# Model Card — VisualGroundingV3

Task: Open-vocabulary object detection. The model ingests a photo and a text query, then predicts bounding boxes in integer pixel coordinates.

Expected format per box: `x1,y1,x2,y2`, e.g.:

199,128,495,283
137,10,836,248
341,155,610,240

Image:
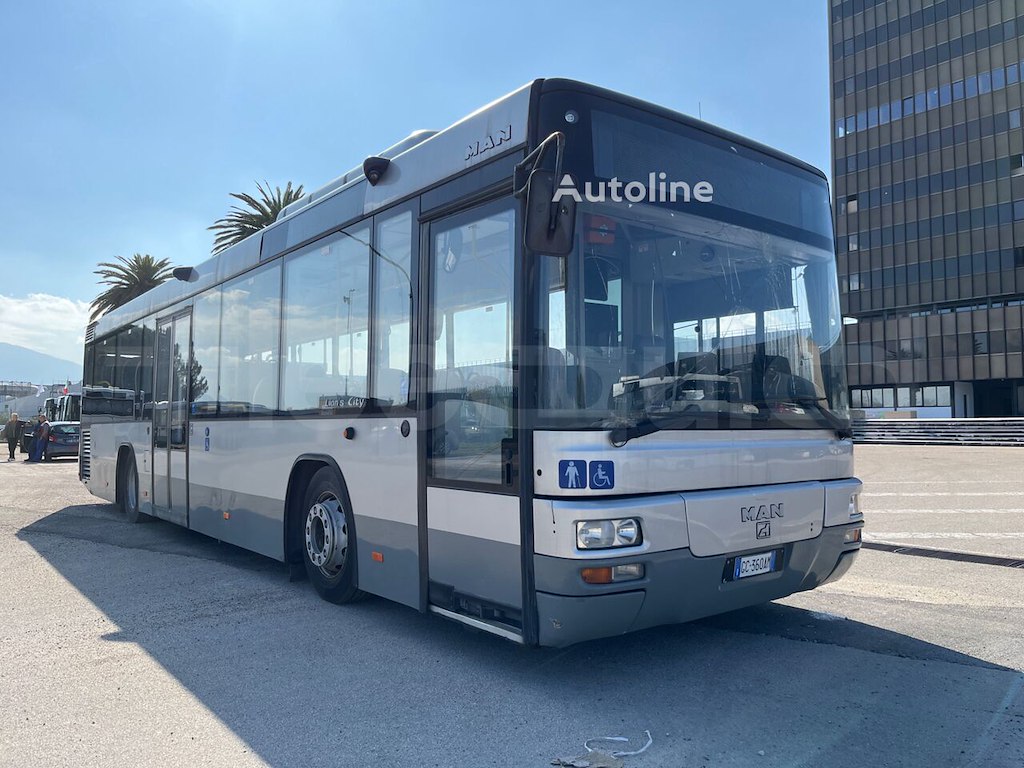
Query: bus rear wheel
302,467,363,604
121,452,148,524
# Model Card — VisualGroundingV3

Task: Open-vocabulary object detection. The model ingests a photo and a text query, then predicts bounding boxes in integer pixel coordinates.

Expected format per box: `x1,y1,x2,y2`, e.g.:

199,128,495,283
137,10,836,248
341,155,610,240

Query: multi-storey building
830,0,1024,416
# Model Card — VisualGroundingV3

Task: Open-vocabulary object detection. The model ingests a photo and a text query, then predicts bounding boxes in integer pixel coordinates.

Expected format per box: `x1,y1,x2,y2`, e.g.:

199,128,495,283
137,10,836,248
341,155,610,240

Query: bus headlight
615,519,640,545
576,518,643,550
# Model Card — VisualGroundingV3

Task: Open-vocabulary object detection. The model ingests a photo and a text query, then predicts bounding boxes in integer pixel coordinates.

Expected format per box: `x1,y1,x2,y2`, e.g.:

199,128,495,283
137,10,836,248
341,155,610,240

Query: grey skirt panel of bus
533,524,861,647
427,530,523,612
425,488,523,614
188,485,283,560
186,419,295,561
354,516,420,609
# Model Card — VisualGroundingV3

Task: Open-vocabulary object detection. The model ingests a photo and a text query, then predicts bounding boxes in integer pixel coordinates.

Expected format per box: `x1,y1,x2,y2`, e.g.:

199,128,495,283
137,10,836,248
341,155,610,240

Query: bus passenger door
152,311,191,526
424,201,522,634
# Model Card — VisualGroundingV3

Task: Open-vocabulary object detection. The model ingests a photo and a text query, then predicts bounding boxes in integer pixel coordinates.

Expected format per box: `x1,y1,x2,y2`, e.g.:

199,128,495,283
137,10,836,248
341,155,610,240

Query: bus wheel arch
284,460,324,565
285,457,364,604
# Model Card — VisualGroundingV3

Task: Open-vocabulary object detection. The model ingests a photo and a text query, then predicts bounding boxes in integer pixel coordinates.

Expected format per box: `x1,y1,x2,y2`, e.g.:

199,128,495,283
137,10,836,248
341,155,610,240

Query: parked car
19,419,38,454
43,422,80,461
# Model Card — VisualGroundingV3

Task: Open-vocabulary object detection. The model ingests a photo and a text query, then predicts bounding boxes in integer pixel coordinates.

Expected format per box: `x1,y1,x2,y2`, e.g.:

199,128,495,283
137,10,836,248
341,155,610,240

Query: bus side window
372,210,413,406
281,226,371,411
191,289,222,414
220,263,282,413
428,204,515,485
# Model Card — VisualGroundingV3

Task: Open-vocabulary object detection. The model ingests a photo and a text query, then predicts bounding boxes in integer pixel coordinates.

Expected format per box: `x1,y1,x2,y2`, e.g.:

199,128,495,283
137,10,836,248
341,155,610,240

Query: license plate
733,550,778,580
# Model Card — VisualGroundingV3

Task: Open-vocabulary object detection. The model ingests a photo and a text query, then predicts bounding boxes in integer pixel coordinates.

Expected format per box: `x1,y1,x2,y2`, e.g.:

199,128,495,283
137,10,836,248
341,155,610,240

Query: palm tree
90,254,174,321
208,180,304,254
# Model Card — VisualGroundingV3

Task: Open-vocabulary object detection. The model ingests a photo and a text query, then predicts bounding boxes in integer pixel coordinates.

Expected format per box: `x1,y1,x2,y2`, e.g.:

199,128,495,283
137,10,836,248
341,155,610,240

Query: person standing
4,413,19,461
27,415,50,462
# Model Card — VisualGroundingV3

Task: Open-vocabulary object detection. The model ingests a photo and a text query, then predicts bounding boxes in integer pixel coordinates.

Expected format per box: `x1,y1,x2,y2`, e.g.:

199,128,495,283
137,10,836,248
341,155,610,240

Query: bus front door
152,312,191,526
424,201,523,635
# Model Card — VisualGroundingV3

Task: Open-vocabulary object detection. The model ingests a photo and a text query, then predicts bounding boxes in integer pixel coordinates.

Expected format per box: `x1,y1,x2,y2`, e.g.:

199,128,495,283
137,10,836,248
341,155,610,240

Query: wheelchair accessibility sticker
589,461,615,490
558,459,615,490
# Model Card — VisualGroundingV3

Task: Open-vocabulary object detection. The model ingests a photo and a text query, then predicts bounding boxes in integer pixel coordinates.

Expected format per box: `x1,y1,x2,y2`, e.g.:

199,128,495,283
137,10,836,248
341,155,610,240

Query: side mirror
523,170,576,256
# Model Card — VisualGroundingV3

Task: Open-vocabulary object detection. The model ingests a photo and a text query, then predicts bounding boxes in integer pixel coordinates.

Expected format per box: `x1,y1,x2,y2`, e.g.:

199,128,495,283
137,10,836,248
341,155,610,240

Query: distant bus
81,386,134,418
80,79,862,647
57,393,81,423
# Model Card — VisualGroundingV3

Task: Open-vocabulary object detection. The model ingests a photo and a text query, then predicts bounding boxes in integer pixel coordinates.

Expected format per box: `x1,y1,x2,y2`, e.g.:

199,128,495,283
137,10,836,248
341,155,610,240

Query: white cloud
0,293,90,364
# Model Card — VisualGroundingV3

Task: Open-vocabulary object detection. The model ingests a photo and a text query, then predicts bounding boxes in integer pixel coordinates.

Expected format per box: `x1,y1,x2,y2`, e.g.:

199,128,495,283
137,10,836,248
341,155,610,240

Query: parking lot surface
0,449,1022,767
856,445,1024,561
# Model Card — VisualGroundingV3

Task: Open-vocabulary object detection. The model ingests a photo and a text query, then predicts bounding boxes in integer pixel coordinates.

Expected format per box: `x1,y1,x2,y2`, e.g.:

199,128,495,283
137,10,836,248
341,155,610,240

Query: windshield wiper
766,397,853,439
607,413,700,447
607,397,851,447
761,397,856,438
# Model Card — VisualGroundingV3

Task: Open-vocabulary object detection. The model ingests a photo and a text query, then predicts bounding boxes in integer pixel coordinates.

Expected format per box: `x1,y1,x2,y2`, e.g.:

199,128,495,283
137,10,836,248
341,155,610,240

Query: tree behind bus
208,180,304,255
90,254,174,321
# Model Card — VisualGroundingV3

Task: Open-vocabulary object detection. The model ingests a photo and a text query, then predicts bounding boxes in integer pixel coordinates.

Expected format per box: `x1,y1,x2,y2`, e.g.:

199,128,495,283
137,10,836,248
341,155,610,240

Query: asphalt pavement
0,450,1021,768
856,445,1024,560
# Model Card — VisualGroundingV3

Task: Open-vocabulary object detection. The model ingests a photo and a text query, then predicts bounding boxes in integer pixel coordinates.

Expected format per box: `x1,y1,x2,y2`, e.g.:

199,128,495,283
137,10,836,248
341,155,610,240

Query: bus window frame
369,197,420,414
420,193,523,497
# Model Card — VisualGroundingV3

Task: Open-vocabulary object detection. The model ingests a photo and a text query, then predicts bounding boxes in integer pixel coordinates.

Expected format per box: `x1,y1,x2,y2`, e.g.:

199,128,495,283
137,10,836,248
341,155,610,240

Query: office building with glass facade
830,0,1024,416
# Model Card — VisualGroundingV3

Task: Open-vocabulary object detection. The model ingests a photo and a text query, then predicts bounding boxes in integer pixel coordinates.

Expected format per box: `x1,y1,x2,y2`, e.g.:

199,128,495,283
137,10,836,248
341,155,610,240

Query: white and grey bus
80,79,863,647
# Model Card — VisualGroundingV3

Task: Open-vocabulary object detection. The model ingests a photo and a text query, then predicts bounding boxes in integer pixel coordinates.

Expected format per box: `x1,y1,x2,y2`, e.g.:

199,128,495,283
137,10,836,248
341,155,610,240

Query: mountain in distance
0,342,81,384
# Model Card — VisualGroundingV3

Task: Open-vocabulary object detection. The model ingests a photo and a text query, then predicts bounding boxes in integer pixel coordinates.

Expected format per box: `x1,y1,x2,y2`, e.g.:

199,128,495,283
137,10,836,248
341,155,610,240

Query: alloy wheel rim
304,494,348,577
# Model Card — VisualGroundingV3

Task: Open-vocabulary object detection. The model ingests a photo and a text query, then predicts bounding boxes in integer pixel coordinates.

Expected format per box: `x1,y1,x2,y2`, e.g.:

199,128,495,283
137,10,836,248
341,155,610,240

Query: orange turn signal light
372,551,384,563
581,567,613,584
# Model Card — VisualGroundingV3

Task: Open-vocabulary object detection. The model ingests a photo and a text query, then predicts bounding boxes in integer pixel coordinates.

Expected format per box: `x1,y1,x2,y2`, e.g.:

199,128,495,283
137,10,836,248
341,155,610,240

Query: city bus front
525,82,863,646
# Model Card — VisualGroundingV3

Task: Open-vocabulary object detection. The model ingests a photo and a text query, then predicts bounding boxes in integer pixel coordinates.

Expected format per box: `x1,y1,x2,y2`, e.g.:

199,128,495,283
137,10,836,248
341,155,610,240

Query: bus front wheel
302,467,363,604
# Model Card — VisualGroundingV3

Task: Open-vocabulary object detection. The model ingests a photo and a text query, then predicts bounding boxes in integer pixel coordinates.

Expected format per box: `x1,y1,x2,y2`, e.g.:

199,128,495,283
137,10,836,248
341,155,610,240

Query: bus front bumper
533,522,862,648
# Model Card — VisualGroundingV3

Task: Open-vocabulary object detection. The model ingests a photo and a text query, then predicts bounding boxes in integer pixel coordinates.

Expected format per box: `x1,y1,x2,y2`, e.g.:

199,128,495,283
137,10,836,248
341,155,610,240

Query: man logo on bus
740,503,784,522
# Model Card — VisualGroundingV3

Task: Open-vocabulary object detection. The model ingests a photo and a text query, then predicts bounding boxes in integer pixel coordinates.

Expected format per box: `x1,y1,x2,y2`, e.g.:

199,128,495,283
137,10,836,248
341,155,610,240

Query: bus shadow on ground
17,504,1023,767
20,501,284,572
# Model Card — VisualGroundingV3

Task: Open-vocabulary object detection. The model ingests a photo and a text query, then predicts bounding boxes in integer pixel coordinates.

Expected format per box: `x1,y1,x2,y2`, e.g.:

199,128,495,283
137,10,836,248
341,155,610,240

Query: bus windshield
538,199,849,432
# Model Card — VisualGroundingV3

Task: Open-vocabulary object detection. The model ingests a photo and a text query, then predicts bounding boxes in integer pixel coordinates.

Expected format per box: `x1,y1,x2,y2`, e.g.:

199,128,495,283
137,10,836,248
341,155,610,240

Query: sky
0,1,831,366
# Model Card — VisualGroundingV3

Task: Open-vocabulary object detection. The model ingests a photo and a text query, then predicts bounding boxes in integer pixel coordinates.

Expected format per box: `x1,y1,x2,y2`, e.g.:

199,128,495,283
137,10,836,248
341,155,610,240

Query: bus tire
121,452,148,524
301,466,363,604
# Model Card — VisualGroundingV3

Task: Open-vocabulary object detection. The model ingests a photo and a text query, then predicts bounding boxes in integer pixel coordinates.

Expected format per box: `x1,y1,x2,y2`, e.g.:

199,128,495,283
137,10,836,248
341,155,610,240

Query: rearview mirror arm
513,131,566,202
